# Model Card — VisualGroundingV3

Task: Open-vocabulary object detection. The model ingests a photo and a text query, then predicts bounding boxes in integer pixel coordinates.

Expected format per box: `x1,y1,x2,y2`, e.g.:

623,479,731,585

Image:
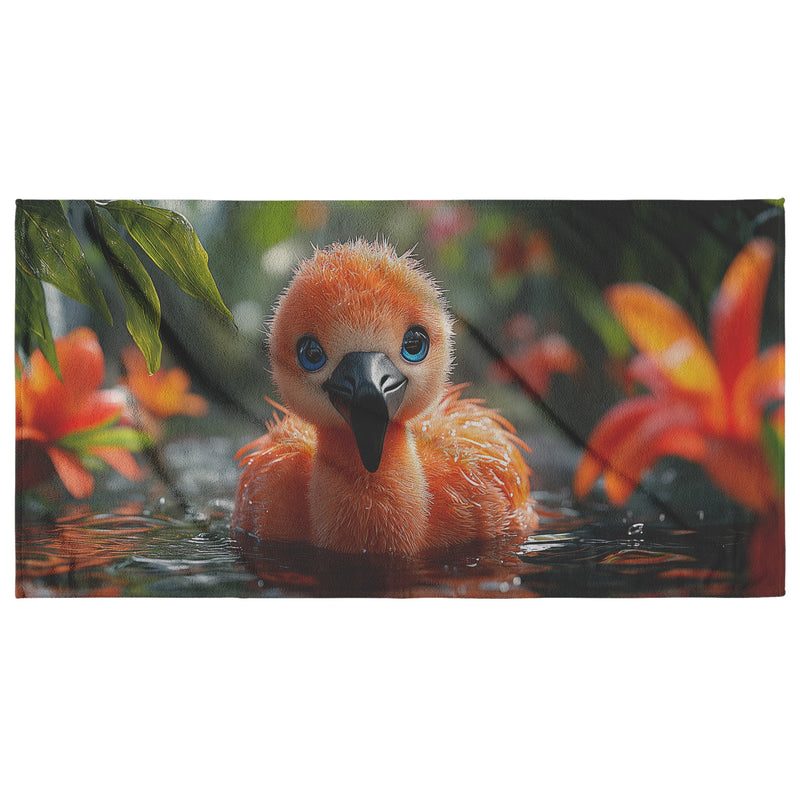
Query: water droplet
628,522,645,536
512,576,522,586
659,513,665,522
698,510,705,521
361,548,367,554
257,579,264,588
499,582,510,593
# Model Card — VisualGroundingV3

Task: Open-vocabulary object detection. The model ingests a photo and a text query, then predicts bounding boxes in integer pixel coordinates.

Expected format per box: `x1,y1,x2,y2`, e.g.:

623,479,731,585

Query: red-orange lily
574,239,783,514
16,328,147,498
489,314,581,397
121,345,208,421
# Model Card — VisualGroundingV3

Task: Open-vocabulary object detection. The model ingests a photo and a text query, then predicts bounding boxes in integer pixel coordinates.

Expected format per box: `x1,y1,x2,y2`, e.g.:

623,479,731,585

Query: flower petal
22,327,112,440
606,283,724,403
537,334,581,374
601,409,707,506
180,393,209,417
490,335,579,396
574,396,673,498
87,446,143,481
122,344,207,419
710,239,775,394
59,393,124,438
29,327,105,396
16,425,47,442
15,371,32,426
46,446,95,498
626,353,677,397
731,343,785,439
700,438,777,513
58,327,106,391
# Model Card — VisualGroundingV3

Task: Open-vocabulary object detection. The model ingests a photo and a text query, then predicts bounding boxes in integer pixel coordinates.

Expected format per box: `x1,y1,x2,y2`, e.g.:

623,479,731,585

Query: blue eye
401,326,430,363
297,335,327,372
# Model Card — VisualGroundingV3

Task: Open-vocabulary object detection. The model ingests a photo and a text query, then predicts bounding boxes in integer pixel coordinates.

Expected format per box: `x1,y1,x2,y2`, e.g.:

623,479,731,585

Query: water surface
16,434,757,598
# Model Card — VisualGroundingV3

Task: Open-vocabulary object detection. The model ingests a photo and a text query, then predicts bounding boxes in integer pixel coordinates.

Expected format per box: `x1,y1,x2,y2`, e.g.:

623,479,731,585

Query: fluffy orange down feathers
232,240,535,555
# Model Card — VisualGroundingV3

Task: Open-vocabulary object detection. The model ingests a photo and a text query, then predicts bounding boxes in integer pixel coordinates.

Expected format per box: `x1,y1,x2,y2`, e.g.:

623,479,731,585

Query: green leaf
103,200,233,323
15,200,112,324
761,417,784,496
74,452,111,473
88,203,163,373
15,265,61,378
59,424,153,454
563,270,631,359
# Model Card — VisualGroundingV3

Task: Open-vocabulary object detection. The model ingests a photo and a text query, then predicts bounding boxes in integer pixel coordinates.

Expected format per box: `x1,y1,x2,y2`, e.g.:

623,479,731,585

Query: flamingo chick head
268,240,454,472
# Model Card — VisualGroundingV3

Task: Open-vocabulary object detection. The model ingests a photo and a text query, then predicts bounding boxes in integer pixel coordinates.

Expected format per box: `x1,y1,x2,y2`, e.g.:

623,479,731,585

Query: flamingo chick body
232,240,536,556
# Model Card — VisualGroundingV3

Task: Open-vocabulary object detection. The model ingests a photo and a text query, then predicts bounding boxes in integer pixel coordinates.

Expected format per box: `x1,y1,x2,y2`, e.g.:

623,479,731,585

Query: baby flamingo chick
232,240,536,556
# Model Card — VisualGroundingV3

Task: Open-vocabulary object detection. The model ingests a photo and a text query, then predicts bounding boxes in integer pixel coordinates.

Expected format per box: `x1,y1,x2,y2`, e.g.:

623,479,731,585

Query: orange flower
16,328,146,498
574,239,784,513
121,345,208,420
489,314,580,396
491,223,555,277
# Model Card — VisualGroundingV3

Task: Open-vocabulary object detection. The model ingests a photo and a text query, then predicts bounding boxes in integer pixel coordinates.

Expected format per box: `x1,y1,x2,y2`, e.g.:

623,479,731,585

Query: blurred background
47,199,784,516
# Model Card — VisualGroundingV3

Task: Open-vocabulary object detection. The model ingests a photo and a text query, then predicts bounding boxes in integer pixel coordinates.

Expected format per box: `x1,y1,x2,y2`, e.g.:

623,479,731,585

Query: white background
3,2,797,798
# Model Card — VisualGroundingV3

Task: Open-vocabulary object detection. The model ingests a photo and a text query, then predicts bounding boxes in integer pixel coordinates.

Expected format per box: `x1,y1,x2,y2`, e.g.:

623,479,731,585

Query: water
15,505,750,598
16,434,753,597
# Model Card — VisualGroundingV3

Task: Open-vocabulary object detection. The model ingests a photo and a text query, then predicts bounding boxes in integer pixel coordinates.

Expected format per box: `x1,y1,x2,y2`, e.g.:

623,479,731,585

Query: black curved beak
322,352,407,473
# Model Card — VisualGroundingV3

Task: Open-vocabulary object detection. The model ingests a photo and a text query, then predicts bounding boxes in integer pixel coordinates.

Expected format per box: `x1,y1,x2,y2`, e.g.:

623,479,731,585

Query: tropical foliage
15,199,233,377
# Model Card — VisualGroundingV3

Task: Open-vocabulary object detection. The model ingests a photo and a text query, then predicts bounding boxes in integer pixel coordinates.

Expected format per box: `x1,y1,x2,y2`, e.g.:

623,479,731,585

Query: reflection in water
231,527,531,598
16,495,752,598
